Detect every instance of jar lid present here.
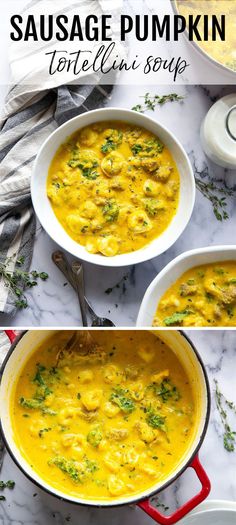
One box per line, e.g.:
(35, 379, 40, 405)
(226, 104, 236, 141)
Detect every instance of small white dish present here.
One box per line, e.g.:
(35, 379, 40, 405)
(180, 499, 236, 524)
(137, 245, 236, 326)
(31, 107, 195, 267)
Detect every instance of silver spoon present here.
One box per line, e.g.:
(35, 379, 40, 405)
(71, 261, 88, 327)
(52, 251, 115, 327)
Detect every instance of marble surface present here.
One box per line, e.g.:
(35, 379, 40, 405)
(0, 83, 236, 327)
(0, 329, 236, 524)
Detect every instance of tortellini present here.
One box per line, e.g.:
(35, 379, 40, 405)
(128, 211, 152, 234)
(101, 152, 125, 177)
(97, 236, 119, 256)
(81, 389, 103, 411)
(79, 127, 98, 147)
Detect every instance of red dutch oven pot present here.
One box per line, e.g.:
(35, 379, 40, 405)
(0, 330, 211, 525)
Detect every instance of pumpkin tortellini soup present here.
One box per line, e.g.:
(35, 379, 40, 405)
(177, 1, 236, 72)
(154, 261, 236, 327)
(12, 331, 196, 500)
(47, 121, 180, 256)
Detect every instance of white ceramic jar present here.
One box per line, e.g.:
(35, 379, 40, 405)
(201, 94, 236, 169)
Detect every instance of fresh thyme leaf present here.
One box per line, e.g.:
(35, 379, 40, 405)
(214, 379, 236, 452)
(39, 272, 49, 281)
(0, 480, 15, 490)
(194, 164, 235, 221)
(0, 255, 48, 309)
(132, 93, 185, 113)
(150, 497, 169, 512)
(16, 256, 25, 266)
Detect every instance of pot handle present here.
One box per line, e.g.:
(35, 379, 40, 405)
(138, 455, 211, 525)
(5, 330, 17, 343)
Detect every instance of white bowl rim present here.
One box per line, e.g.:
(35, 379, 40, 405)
(136, 244, 236, 326)
(180, 499, 236, 524)
(31, 106, 195, 268)
(190, 499, 236, 515)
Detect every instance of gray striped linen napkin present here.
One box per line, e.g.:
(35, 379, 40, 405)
(0, 0, 125, 315)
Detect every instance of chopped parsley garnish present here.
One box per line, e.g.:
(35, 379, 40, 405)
(79, 166, 99, 180)
(49, 456, 82, 483)
(102, 200, 119, 223)
(101, 130, 123, 153)
(110, 387, 136, 413)
(146, 408, 166, 431)
(19, 397, 44, 410)
(144, 199, 160, 217)
(163, 310, 191, 326)
(150, 379, 180, 402)
(49, 456, 98, 483)
(33, 364, 46, 386)
(39, 427, 52, 438)
(131, 144, 143, 155)
(87, 428, 103, 448)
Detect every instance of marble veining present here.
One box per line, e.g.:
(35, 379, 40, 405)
(0, 330, 236, 524)
(0, 83, 236, 327)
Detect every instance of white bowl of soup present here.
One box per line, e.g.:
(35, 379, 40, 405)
(31, 108, 195, 267)
(137, 245, 236, 327)
(0, 329, 210, 524)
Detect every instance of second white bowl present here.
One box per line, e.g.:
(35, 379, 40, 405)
(137, 245, 236, 326)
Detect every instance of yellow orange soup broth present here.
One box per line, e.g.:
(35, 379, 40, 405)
(11, 331, 196, 500)
(47, 121, 179, 256)
(155, 261, 236, 327)
(177, 1, 236, 71)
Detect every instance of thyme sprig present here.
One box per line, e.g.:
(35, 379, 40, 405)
(214, 379, 236, 452)
(0, 480, 15, 502)
(132, 92, 185, 113)
(0, 255, 48, 309)
(195, 176, 234, 221)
